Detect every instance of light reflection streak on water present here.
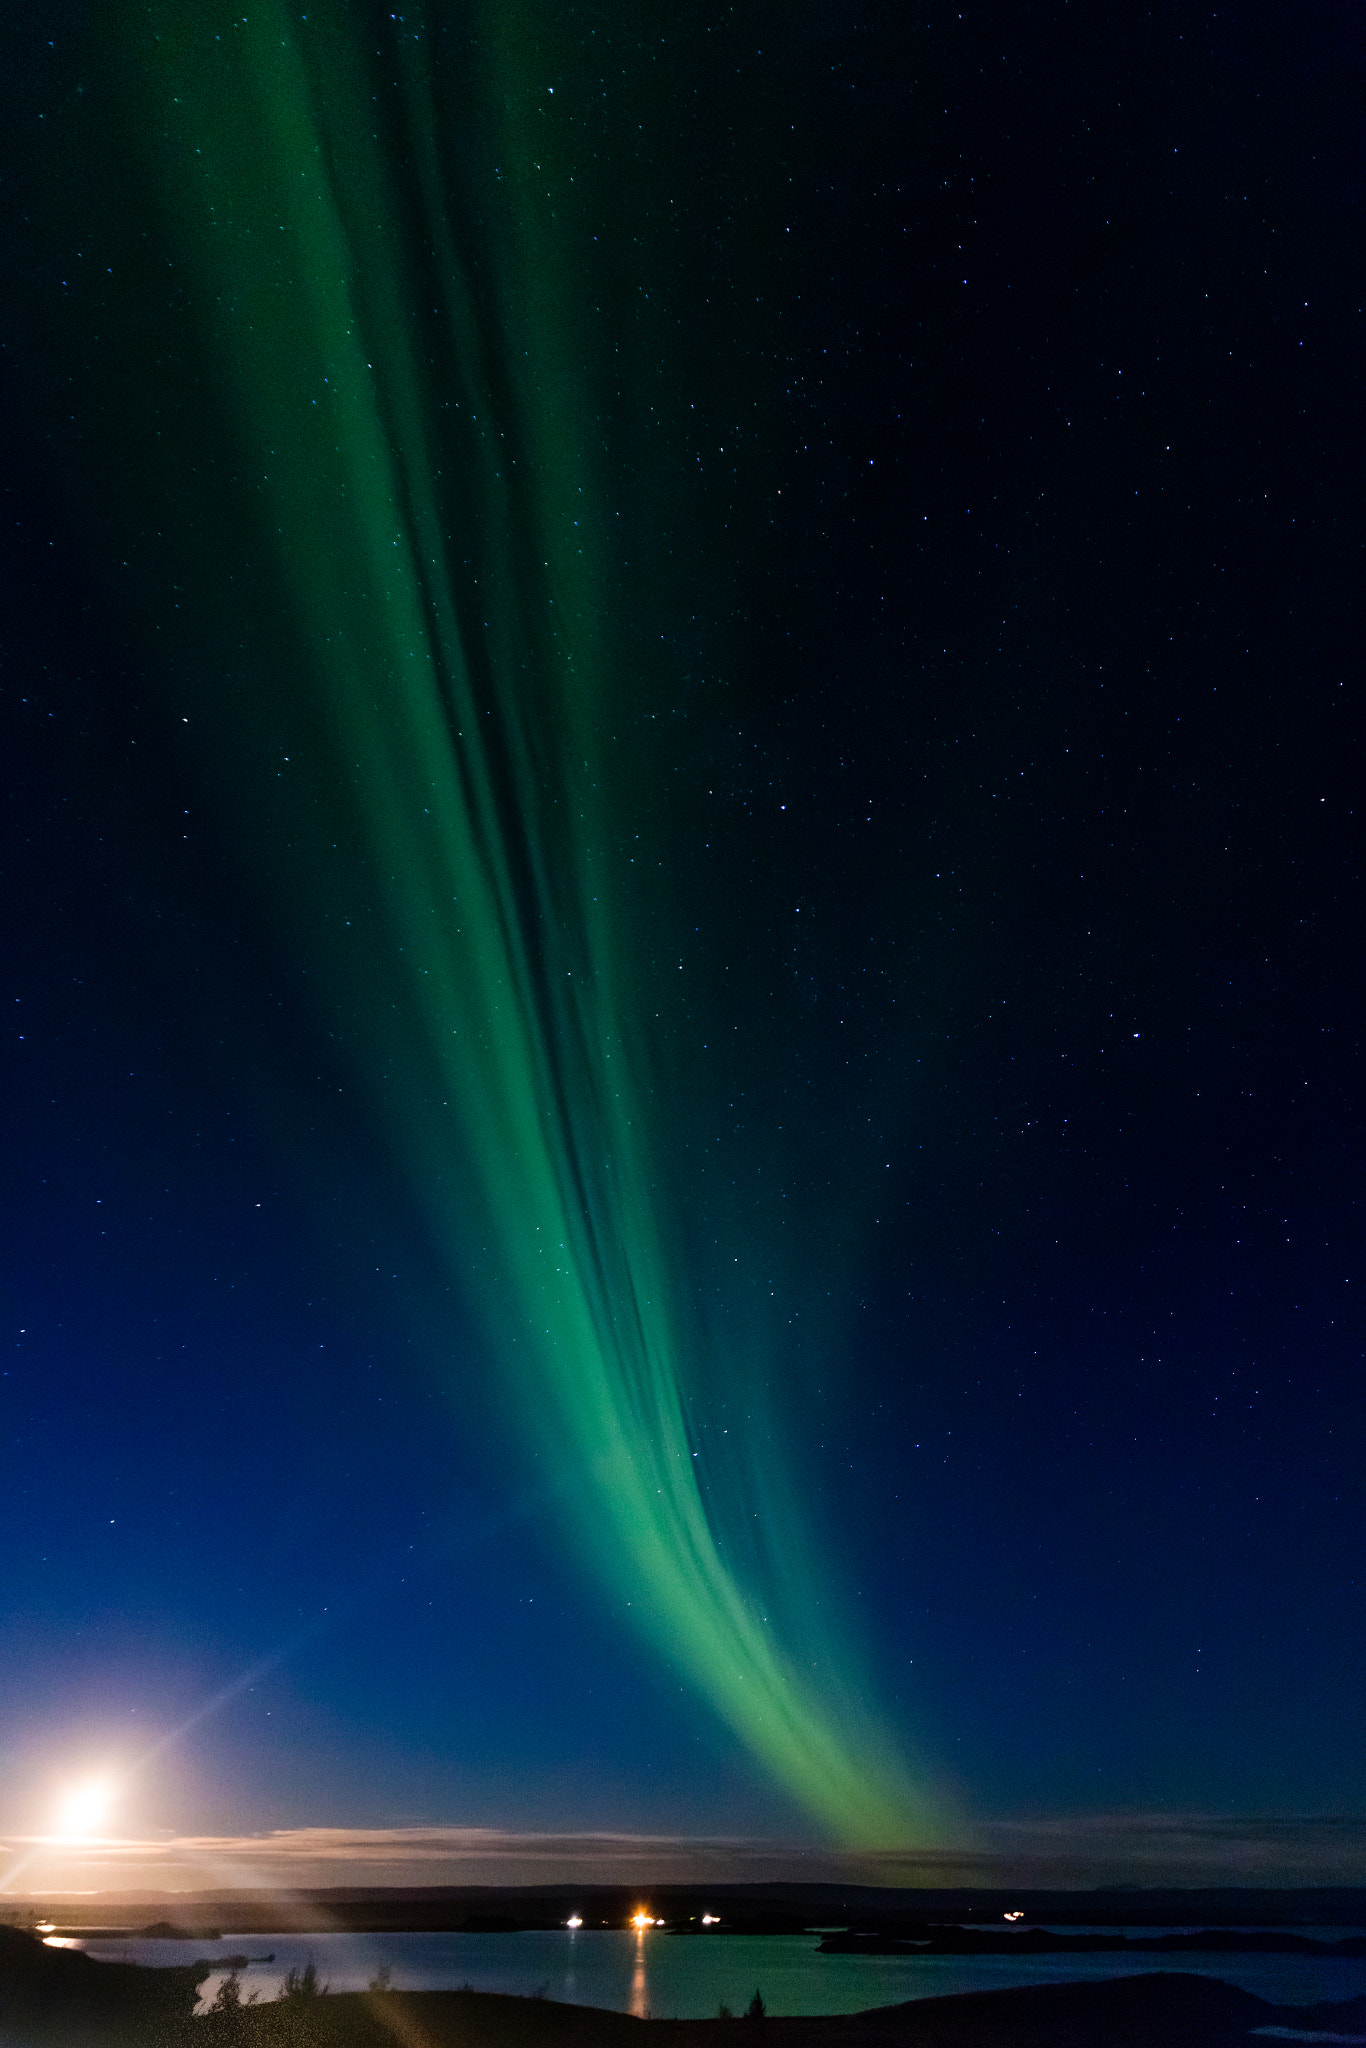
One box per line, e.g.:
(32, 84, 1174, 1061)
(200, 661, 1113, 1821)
(630, 1929, 648, 2019)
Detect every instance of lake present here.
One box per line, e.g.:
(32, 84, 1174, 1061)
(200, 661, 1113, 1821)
(68, 1927, 1366, 2018)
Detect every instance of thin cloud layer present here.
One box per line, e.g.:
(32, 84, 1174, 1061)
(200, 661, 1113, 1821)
(5, 1815, 1364, 1896)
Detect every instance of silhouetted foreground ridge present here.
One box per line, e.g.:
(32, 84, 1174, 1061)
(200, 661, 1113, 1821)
(0, 1924, 206, 2044)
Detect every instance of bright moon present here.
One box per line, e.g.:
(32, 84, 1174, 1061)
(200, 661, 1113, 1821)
(54, 1778, 114, 1839)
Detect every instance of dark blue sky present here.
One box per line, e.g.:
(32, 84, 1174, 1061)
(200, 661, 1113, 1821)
(2, 0, 1363, 1881)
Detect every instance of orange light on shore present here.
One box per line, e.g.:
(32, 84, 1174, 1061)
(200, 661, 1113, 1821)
(630, 1910, 653, 1931)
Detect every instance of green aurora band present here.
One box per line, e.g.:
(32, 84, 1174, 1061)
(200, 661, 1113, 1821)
(90, 0, 933, 1846)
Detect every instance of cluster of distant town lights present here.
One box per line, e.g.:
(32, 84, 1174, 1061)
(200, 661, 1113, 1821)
(563, 1913, 721, 1930)
(567, 1912, 1026, 1931)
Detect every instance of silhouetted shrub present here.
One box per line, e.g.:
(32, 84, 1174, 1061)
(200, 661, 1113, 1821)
(281, 1960, 326, 1999)
(212, 1971, 243, 2013)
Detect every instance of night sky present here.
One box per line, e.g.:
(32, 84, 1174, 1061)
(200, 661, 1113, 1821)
(2, 0, 1363, 1886)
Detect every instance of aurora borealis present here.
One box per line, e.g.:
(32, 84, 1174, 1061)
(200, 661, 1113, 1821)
(95, 4, 925, 1843)
(3, 0, 1363, 1880)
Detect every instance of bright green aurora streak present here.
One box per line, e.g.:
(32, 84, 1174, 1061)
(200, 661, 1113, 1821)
(111, 1, 933, 1847)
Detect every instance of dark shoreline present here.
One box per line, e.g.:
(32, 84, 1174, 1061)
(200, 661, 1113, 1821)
(820, 1924, 1366, 1958)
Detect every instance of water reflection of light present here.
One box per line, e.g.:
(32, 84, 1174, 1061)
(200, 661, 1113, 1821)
(630, 1924, 649, 2019)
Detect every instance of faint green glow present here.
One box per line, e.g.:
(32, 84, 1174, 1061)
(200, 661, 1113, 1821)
(123, 0, 934, 1846)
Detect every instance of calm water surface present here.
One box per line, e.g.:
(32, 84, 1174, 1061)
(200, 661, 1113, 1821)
(74, 1928, 1366, 2019)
